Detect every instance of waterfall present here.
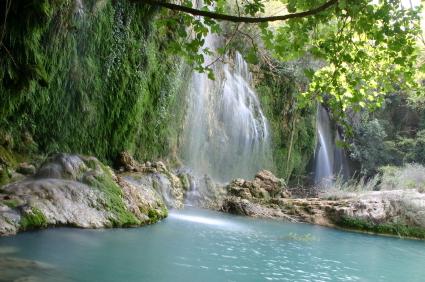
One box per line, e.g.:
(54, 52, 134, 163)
(314, 106, 349, 186)
(181, 37, 271, 183)
(314, 106, 334, 186)
(74, 0, 85, 17)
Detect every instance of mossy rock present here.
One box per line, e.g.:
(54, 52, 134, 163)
(0, 0, 189, 166)
(148, 207, 168, 224)
(19, 208, 48, 231)
(0, 166, 11, 187)
(1, 198, 21, 209)
(178, 173, 190, 191)
(335, 216, 425, 239)
(83, 161, 141, 227)
(0, 146, 18, 167)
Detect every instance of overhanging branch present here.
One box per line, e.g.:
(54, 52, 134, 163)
(135, 0, 339, 23)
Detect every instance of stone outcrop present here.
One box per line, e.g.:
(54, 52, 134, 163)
(178, 169, 227, 209)
(221, 171, 295, 221)
(121, 167, 184, 209)
(227, 170, 290, 200)
(221, 171, 425, 239)
(0, 154, 185, 236)
(16, 163, 36, 176)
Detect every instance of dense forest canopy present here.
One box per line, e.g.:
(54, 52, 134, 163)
(141, 0, 424, 127)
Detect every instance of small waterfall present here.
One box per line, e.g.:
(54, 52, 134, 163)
(182, 37, 271, 184)
(314, 106, 334, 186)
(314, 106, 349, 186)
(74, 0, 85, 18)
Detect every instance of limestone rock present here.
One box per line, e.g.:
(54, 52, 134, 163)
(116, 151, 150, 172)
(121, 167, 185, 209)
(16, 163, 36, 176)
(227, 170, 290, 200)
(153, 161, 167, 173)
(0, 154, 168, 236)
(221, 187, 425, 239)
(221, 196, 296, 221)
(117, 151, 138, 171)
(181, 171, 227, 209)
(253, 170, 288, 198)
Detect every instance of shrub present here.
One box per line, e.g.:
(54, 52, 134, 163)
(379, 164, 425, 193)
(319, 174, 380, 200)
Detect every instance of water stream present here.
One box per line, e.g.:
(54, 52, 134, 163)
(1, 208, 424, 282)
(314, 106, 350, 186)
(182, 35, 271, 183)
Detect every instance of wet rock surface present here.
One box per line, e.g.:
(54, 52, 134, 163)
(227, 170, 290, 200)
(15, 163, 36, 176)
(221, 172, 425, 239)
(0, 154, 186, 236)
(179, 168, 227, 209)
(2, 158, 425, 239)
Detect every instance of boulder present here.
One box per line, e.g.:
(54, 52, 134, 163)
(122, 170, 184, 209)
(0, 154, 168, 236)
(221, 196, 296, 221)
(227, 170, 290, 200)
(253, 170, 288, 198)
(180, 170, 227, 209)
(116, 151, 141, 172)
(16, 163, 36, 176)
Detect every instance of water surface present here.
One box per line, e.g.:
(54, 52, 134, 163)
(1, 208, 424, 281)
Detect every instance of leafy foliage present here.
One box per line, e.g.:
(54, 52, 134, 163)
(379, 164, 425, 193)
(349, 93, 425, 175)
(255, 56, 316, 182)
(154, 0, 422, 122)
(349, 118, 390, 174)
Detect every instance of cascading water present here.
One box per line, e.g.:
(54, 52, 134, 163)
(182, 37, 271, 185)
(314, 106, 334, 186)
(74, 0, 85, 17)
(314, 106, 349, 186)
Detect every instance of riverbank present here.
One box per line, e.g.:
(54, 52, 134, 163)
(0, 153, 180, 235)
(1, 153, 425, 239)
(220, 174, 425, 239)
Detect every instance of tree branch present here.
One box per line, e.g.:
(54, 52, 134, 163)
(134, 0, 339, 23)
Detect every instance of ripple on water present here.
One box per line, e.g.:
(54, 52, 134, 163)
(0, 208, 424, 282)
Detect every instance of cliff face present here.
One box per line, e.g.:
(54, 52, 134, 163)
(254, 60, 317, 182)
(0, 0, 319, 185)
(0, 0, 189, 165)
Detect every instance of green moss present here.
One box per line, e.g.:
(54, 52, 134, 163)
(255, 62, 316, 183)
(0, 146, 18, 167)
(147, 207, 168, 224)
(19, 208, 48, 231)
(2, 199, 20, 209)
(0, 167, 11, 187)
(1, 0, 189, 166)
(336, 216, 425, 239)
(178, 174, 190, 191)
(87, 166, 141, 227)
